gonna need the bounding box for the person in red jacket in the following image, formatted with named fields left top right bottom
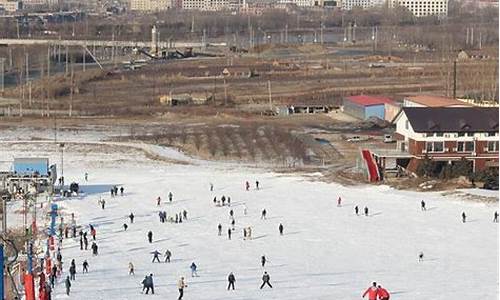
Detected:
left=377, top=285, right=390, bottom=300
left=362, top=282, right=379, bottom=300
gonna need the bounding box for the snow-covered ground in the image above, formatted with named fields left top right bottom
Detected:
left=1, top=140, right=498, bottom=300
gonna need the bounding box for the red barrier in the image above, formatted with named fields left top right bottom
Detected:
left=24, top=273, right=35, bottom=300
left=361, top=149, right=380, bottom=182
left=45, top=258, right=51, bottom=275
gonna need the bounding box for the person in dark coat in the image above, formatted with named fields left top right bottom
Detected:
left=462, top=212, right=467, bottom=223
left=69, top=264, right=76, bottom=280
left=91, top=242, right=98, bottom=256
left=260, top=272, right=272, bottom=289
left=227, top=272, right=236, bottom=290
left=355, top=206, right=359, bottom=215
left=129, top=213, right=135, bottom=223
left=218, top=224, right=222, bottom=236
left=148, top=231, right=153, bottom=243
left=120, top=186, right=124, bottom=196
left=82, top=260, right=89, bottom=273
left=278, top=223, right=284, bottom=235
left=123, top=223, right=128, bottom=231
left=165, top=249, right=172, bottom=263
left=151, top=250, right=161, bottom=263
left=421, top=200, right=426, bottom=211
left=227, top=228, right=232, bottom=240
left=261, top=255, right=266, bottom=267
left=146, top=274, right=155, bottom=294
left=364, top=206, right=369, bottom=216
left=65, top=276, right=71, bottom=295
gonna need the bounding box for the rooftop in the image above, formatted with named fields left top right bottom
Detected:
left=405, top=95, right=471, bottom=107
left=402, top=107, right=499, bottom=133
left=345, top=95, right=394, bottom=106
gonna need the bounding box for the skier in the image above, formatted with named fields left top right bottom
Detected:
left=243, top=228, right=247, bottom=240
left=221, top=196, right=226, bottom=206
left=261, top=209, right=267, bottom=219
left=129, top=262, right=135, bottom=275
left=418, top=251, right=424, bottom=262
left=260, top=272, right=273, bottom=289
left=177, top=277, right=187, bottom=300
left=227, top=272, right=236, bottom=290
left=218, top=223, right=222, bottom=236
left=362, top=282, right=379, bottom=300
left=183, top=210, right=188, bottom=220
left=91, top=242, right=98, bottom=256
left=364, top=206, right=369, bottom=216
left=337, top=197, right=342, bottom=207
left=69, top=264, right=76, bottom=280
left=123, top=223, right=128, bottom=231
left=84, top=172, right=88, bottom=181
left=231, top=219, right=235, bottom=230
left=229, top=209, right=234, bottom=218
left=129, top=213, right=135, bottom=223
left=462, top=211, right=467, bottom=223
left=157, top=196, right=161, bottom=206
left=421, top=200, right=426, bottom=211
left=228, top=228, right=232, bottom=240
left=245, top=181, right=250, bottom=191
left=144, top=274, right=154, bottom=294
left=168, top=192, right=173, bottom=202
left=261, top=255, right=266, bottom=267
left=148, top=231, right=153, bottom=243
left=279, top=223, right=284, bottom=235
left=79, top=237, right=83, bottom=250
left=355, top=206, right=359, bottom=215
left=210, top=183, right=214, bottom=191
left=377, top=285, right=390, bottom=300
left=227, top=197, right=231, bottom=206
left=493, top=211, right=498, bottom=223
left=256, top=180, right=260, bottom=190
left=190, top=262, right=198, bottom=277
left=151, top=250, right=161, bottom=263
left=83, top=260, right=89, bottom=273
left=120, top=186, right=124, bottom=196
left=65, top=276, right=71, bottom=295
left=165, top=249, right=172, bottom=263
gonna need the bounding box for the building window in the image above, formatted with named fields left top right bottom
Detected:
left=426, top=141, right=444, bottom=152
left=487, top=141, right=499, bottom=152
left=426, top=132, right=433, bottom=137
left=458, top=132, right=471, bottom=137
left=457, top=141, right=474, bottom=152
left=405, top=120, right=409, bottom=130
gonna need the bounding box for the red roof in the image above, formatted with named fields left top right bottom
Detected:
left=345, top=95, right=395, bottom=106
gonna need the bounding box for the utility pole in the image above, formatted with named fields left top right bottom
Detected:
left=25, top=52, right=29, bottom=83
left=69, top=63, right=74, bottom=117
left=268, top=80, right=272, bottom=110
left=223, top=78, right=228, bottom=106
left=47, top=45, right=50, bottom=77
left=320, top=22, right=324, bottom=45
left=285, top=24, right=288, bottom=44
left=0, top=58, right=4, bottom=95
left=453, top=60, right=457, bottom=99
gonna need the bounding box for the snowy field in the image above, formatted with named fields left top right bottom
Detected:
left=1, top=140, right=498, bottom=300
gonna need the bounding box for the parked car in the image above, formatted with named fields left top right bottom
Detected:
left=347, top=136, right=361, bottom=142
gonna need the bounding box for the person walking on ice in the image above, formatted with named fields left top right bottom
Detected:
left=364, top=206, right=369, bottom=216
left=279, top=223, right=284, bottom=235
left=84, top=172, right=88, bottom=181
left=227, top=272, right=236, bottom=290
left=82, top=260, right=89, bottom=273
left=190, top=262, right=198, bottom=277
left=128, top=262, right=134, bottom=275
left=261, top=209, right=267, bottom=220
left=218, top=224, right=222, bottom=236
left=493, top=211, right=498, bottom=223
left=120, top=186, right=124, bottom=196
left=177, top=277, right=187, bottom=300
left=462, top=212, right=467, bottom=223
left=256, top=180, right=260, bottom=190
left=337, top=197, right=342, bottom=207
left=261, top=255, right=266, bottom=267
left=260, top=272, right=273, bottom=289
left=418, top=251, right=424, bottom=262
left=210, top=183, right=214, bottom=191
left=129, top=213, right=135, bottom=223
left=245, top=181, right=250, bottom=191
left=355, top=206, right=359, bottom=215
left=157, top=197, right=161, bottom=206
left=65, top=276, right=71, bottom=295
left=168, top=192, right=173, bottom=202
left=362, top=282, right=379, bottom=300
left=148, top=231, right=153, bottom=243
left=165, top=249, right=172, bottom=263
left=377, top=285, right=390, bottom=300
left=228, top=228, right=232, bottom=240
left=151, top=250, right=161, bottom=263
left=421, top=200, right=426, bottom=211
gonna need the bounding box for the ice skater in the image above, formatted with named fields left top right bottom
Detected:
left=227, top=228, right=232, bottom=240
left=148, top=231, right=153, bottom=243
left=364, top=206, right=369, bottom=216
left=245, top=181, right=250, bottom=191
left=256, top=180, right=260, bottom=190
left=82, top=260, right=89, bottom=273
left=168, top=192, right=173, bottom=202
left=129, top=262, right=135, bottom=275
left=355, top=205, right=359, bottom=215
left=261, top=209, right=267, bottom=219
left=218, top=223, right=222, bottom=236
left=129, top=213, right=135, bottom=223
left=261, top=255, right=266, bottom=267
left=279, top=223, right=284, bottom=235
left=260, top=272, right=272, bottom=289
left=165, top=249, right=172, bottom=263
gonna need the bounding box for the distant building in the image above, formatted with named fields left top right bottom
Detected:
left=0, top=0, right=22, bottom=12
left=389, top=0, right=448, bottom=17
left=393, top=107, right=499, bottom=172
left=182, top=0, right=235, bottom=10
left=278, top=0, right=315, bottom=7
left=403, top=95, right=471, bottom=107
left=130, top=0, right=171, bottom=11
left=343, top=95, right=398, bottom=121
left=342, top=0, right=382, bottom=10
